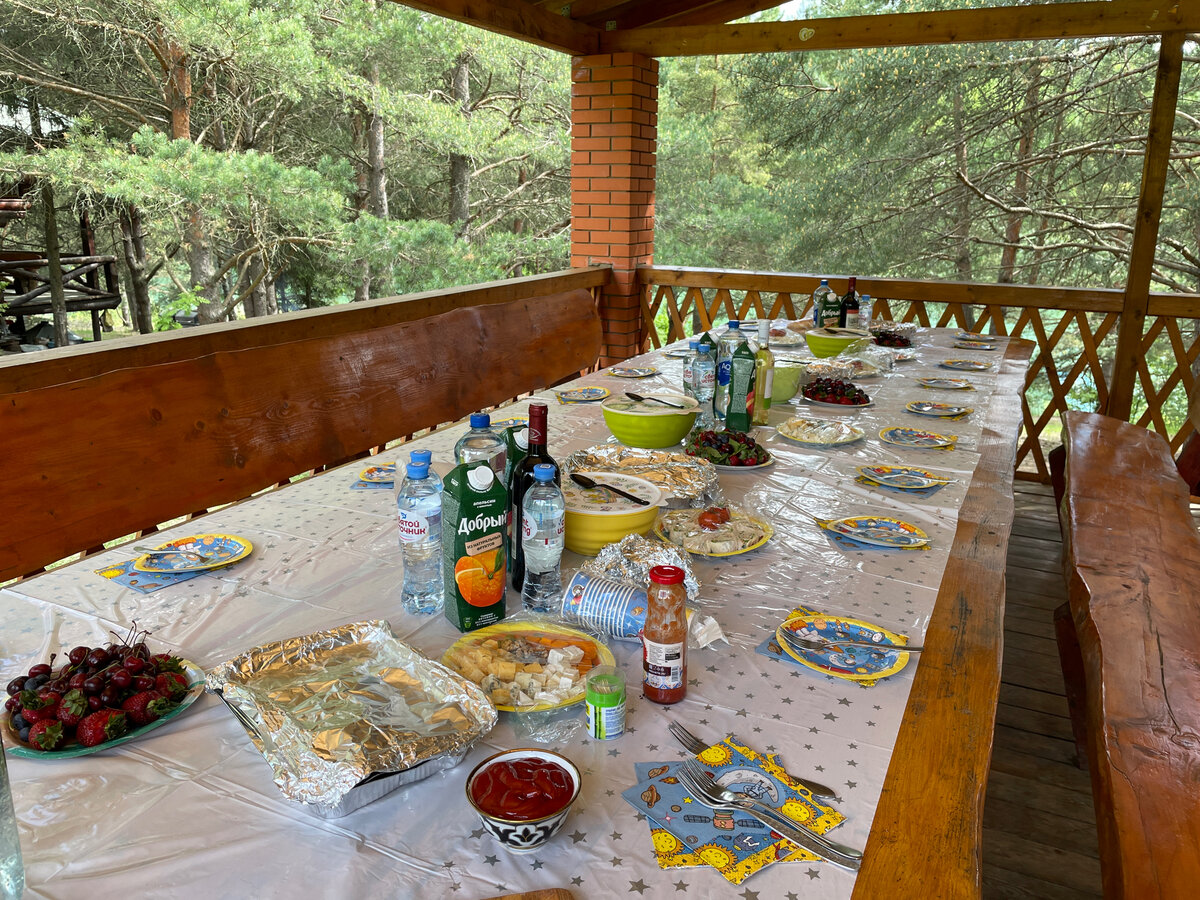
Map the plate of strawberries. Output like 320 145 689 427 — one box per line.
3 625 203 758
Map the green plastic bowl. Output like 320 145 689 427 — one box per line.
805 329 870 358
771 364 806 402
601 393 698 448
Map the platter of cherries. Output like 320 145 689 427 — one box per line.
802 378 872 407
873 331 912 348
3 624 202 758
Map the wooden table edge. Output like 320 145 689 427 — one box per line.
852 337 1034 898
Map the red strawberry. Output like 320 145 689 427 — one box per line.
19 689 61 722
56 689 88 728
27 719 65 751
76 709 127 747
122 691 176 727
154 672 188 700
150 654 185 674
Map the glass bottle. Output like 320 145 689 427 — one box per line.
725 340 756 431
507 403 558 590
691 344 716 431
839 277 860 329
520 464 565 612
752 320 775 425
397 462 443 614
454 413 507 480
713 321 743 423
643 565 687 705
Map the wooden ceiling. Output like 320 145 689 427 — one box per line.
393 1 1197 57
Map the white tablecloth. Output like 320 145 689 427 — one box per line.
3 328 1013 899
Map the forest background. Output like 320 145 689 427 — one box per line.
0 0 1197 429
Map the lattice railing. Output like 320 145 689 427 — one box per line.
639 266 1200 480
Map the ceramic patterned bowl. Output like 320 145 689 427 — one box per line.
600 393 698 448
466 748 582 853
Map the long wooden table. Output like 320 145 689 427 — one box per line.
3 329 1031 899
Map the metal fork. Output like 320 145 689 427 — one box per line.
668 721 839 801
676 759 862 872
133 545 211 562
778 627 923 655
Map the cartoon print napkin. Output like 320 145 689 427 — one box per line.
624 737 845 884
95 561 204 594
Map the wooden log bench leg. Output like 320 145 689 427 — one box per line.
1053 600 1089 770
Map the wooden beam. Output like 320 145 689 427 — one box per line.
388 0 601 55
656 0 789 29
602 1 1196 56
577 0 781 31
1106 32 1185 421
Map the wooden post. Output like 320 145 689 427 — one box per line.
1105 33 1184 421
569 52 658 365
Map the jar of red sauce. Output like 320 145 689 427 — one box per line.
643 565 687 704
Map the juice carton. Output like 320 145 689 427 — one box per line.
442 461 509 632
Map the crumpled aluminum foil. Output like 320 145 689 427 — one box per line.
580 534 701 603
206 620 497 811
564 446 725 508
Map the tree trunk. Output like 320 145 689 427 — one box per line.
118 203 155 333
952 91 973 282
41 183 69 347
351 111 371 303
449 53 471 237
264 278 278 316
366 63 388 219
998 65 1041 284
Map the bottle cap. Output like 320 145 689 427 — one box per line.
820 278 829 285
466 464 494 491
728 320 739 329
405 462 429 479
648 565 685 585
696 344 710 354
469 413 490 428
689 341 699 350
515 427 529 451
533 463 555 482
410 449 432 465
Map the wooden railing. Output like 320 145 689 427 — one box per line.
639 265 1200 480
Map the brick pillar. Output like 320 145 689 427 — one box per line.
569 52 658 366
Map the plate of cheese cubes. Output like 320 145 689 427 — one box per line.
441 623 616 712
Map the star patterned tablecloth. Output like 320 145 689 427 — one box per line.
1 327 1020 900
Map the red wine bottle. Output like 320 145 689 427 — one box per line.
839 277 860 329
508 402 559 590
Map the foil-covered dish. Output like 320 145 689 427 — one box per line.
564 445 724 508
579 534 701 602
207 620 497 817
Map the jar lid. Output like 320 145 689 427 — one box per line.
648 565 685 585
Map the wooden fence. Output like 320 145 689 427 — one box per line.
639 265 1200 480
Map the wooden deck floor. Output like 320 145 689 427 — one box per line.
982 481 1102 899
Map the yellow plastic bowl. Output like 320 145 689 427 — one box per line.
600 393 698 449
771 364 805 402
805 329 870 358
563 472 663 556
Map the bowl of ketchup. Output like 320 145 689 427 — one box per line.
465 748 582 852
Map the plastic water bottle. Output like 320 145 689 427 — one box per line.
454 413 506 480
682 341 700 399
408 449 442 491
691 343 716 431
397 462 443 614
812 279 834 326
713 321 743 423
859 294 873 333
521 463 564 613
0 736 23 900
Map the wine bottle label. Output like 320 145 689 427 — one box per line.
643 639 684 690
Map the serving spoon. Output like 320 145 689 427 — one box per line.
625 391 687 409
569 472 651 506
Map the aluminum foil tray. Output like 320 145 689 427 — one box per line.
207 620 497 817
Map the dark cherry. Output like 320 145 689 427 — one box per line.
82 676 104 696
87 695 104 711
68 646 90 666
68 672 87 690
99 686 122 707
132 643 149 659
4 697 18 713
27 663 52 679
6 677 26 697
123 657 145 675
111 670 133 690
86 649 110 668
134 675 156 692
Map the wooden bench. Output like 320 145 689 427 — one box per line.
0 273 605 583
1054 410 1200 898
